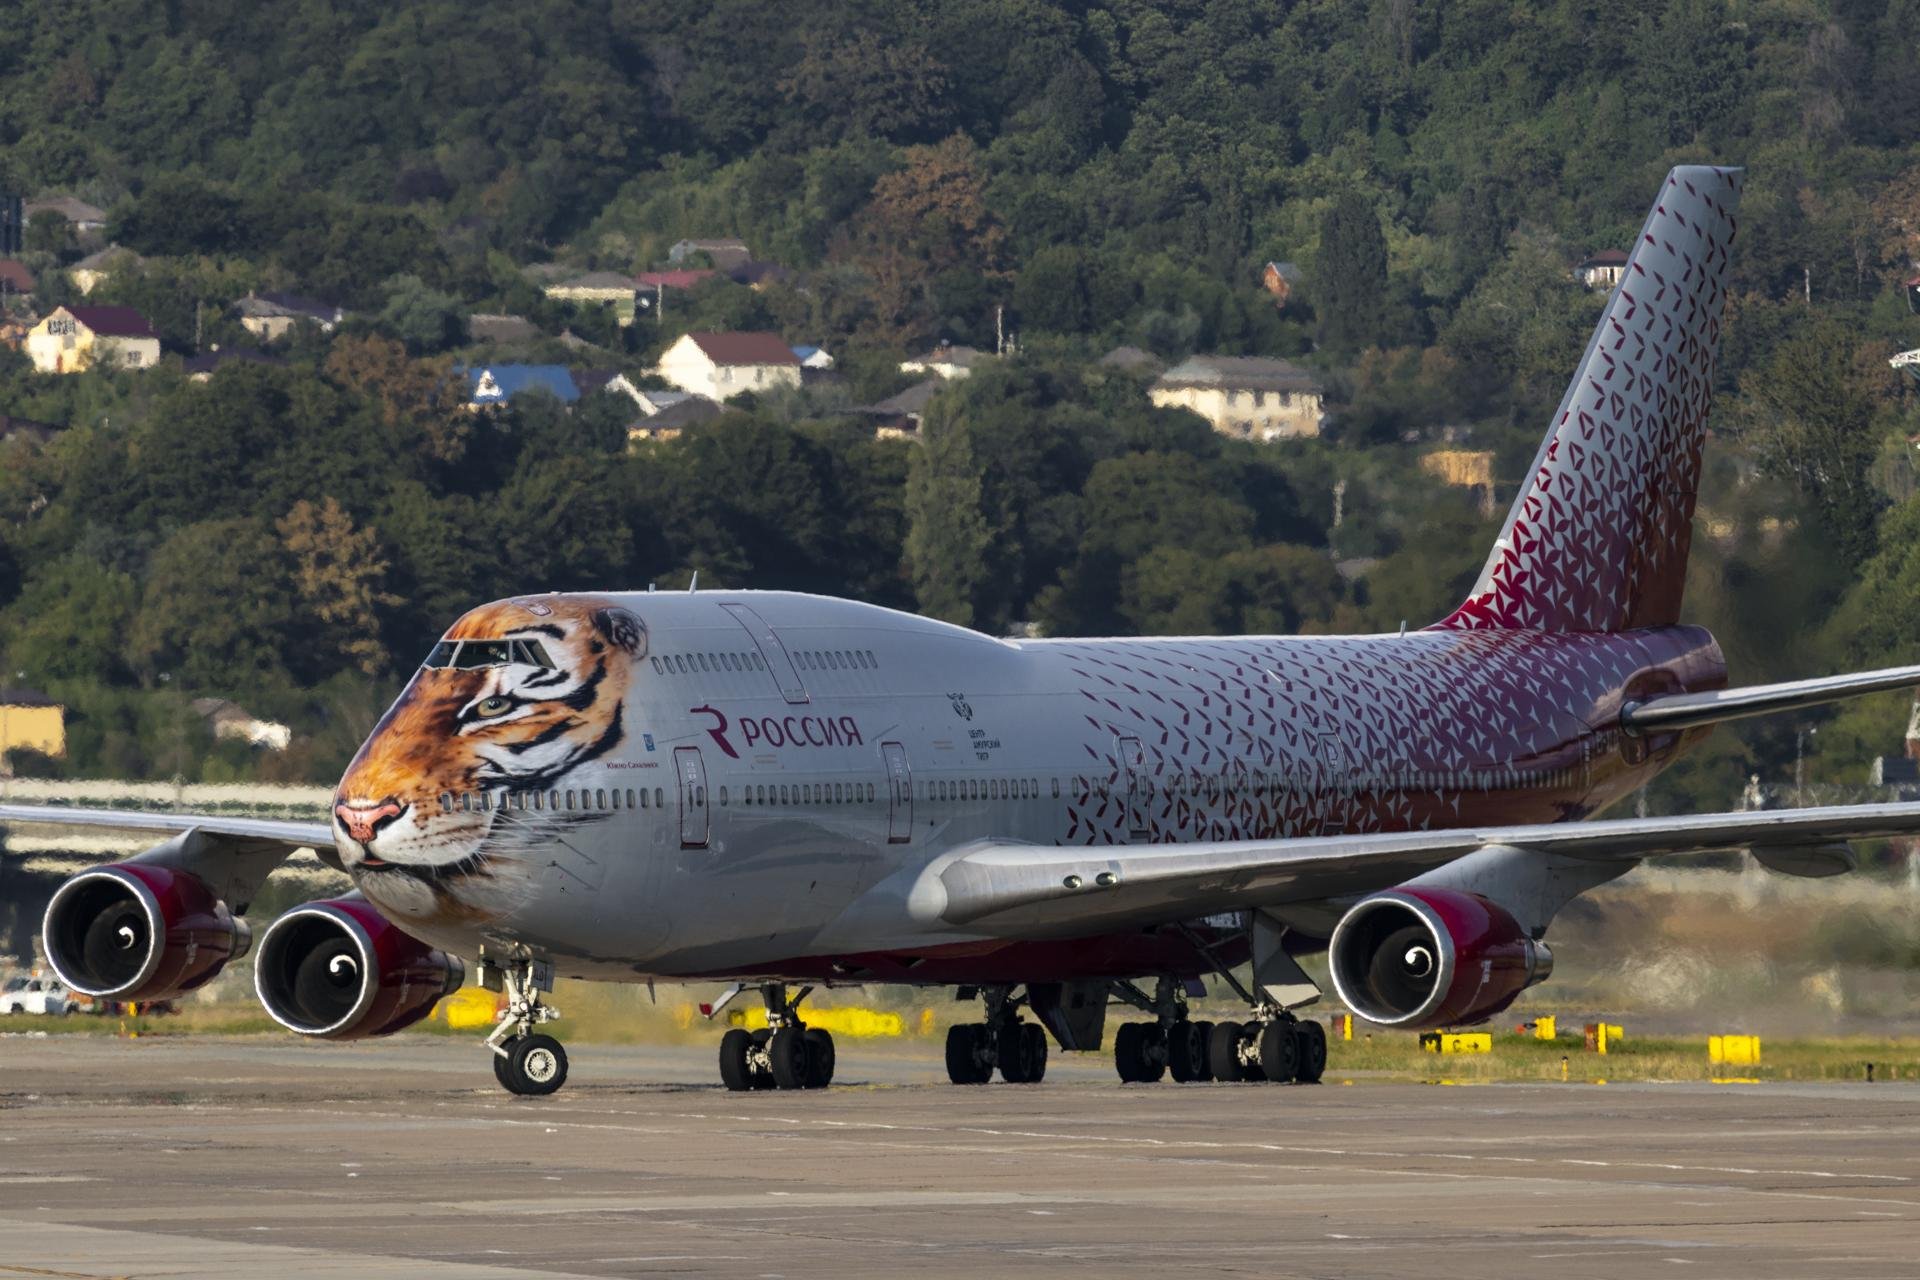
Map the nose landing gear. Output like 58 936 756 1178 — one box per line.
483 956 568 1097
714 984 836 1091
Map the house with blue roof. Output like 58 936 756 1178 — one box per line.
460 364 580 408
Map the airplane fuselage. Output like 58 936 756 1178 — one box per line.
332 592 1725 986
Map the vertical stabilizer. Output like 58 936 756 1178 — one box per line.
1439 165 1742 633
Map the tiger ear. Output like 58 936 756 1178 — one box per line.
592 607 646 657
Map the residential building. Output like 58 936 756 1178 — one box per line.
69 244 142 295
668 238 751 270
627 395 721 443
631 387 695 416
1577 249 1629 290
900 342 988 380
190 698 292 752
1262 261 1304 307
25 305 160 374
1148 354 1325 440
655 331 801 401
468 313 540 345
859 378 943 439
183 347 285 382
234 291 348 341
0 260 36 298
544 271 638 306
1419 448 1497 517
0 689 65 762
24 196 106 233
791 344 834 370
461 364 580 408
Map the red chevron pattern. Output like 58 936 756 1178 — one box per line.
1440 166 1742 633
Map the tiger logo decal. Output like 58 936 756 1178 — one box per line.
332 595 645 923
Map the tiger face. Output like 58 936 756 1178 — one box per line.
332 595 645 922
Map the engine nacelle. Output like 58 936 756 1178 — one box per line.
42 863 252 1001
1328 887 1553 1030
254 897 465 1039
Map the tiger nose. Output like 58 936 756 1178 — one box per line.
335 798 405 845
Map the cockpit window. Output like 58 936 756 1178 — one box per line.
425 641 459 668
454 640 512 668
512 639 556 668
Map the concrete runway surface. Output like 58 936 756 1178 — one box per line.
0 1036 1915 1278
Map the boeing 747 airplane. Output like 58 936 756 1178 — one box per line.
10 165 1920 1096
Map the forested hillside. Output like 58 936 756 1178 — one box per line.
3 1 1920 820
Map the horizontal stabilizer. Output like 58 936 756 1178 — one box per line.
1622 663 1920 735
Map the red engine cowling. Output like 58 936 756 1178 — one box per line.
42 863 252 1001
1328 887 1553 1029
253 897 465 1039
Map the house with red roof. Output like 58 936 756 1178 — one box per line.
25 305 160 374
655 331 801 401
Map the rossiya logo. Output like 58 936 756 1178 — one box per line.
692 706 863 758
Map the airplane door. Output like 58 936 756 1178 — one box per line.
1312 732 1348 836
882 741 912 844
674 746 709 848
1117 735 1148 840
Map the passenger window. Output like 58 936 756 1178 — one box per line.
638 789 648 809
698 653 711 672
651 657 662 673
655 788 664 808
565 789 576 810
439 793 452 813
719 786 728 806
833 783 843 802
864 650 876 666
612 790 621 809
461 792 474 812
752 653 766 670
779 786 789 804
596 788 607 808
1051 779 1060 798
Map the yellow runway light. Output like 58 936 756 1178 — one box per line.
1710 1034 1762 1066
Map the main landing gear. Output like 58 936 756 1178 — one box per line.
716 983 836 1091
944 985 1049 1084
1108 968 1328 1085
485 957 569 1097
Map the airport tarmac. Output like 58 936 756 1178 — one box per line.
0 1035 1915 1278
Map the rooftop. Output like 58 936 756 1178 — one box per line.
1153 354 1324 394
684 331 801 366
62 305 155 339
864 378 944 417
25 195 105 225
635 269 715 291
550 271 638 292
183 348 285 377
461 364 581 404
904 342 986 368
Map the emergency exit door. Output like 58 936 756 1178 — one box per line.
674 746 709 847
882 741 913 844
1117 735 1148 839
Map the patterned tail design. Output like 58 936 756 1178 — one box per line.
1439 165 1742 634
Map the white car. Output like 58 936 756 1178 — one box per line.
2 976 74 1016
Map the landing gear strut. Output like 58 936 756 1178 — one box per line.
716 984 836 1092
484 956 569 1097
944 985 1049 1084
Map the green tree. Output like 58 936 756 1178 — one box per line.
1312 191 1390 357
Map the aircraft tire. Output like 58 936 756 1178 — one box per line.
491 1037 521 1089
501 1034 568 1097
1191 1022 1216 1081
1207 1021 1244 1082
945 1023 992 1084
768 1026 810 1090
719 1028 755 1092
804 1028 836 1088
1165 1020 1207 1083
1258 1021 1300 1084
1294 1021 1327 1083
1022 1023 1049 1084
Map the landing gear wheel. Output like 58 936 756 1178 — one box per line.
719 1027 755 1092
1114 1022 1166 1083
1165 1020 1207 1083
1258 1020 1300 1083
768 1026 810 1090
1191 1021 1216 1082
945 1023 992 1084
500 1033 568 1096
1294 1020 1327 1083
748 1029 778 1089
492 1035 522 1089
804 1029 836 1088
1208 1020 1246 1082
1022 1023 1048 1084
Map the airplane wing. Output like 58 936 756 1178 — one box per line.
1623 663 1920 734
0 804 339 909
918 801 1920 938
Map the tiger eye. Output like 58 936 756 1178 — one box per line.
476 696 512 717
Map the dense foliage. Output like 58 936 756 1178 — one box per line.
2 1 1920 817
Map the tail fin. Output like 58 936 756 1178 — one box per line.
1440 165 1742 633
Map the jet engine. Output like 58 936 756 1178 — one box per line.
1327 887 1552 1029
254 897 466 1039
42 863 252 1001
